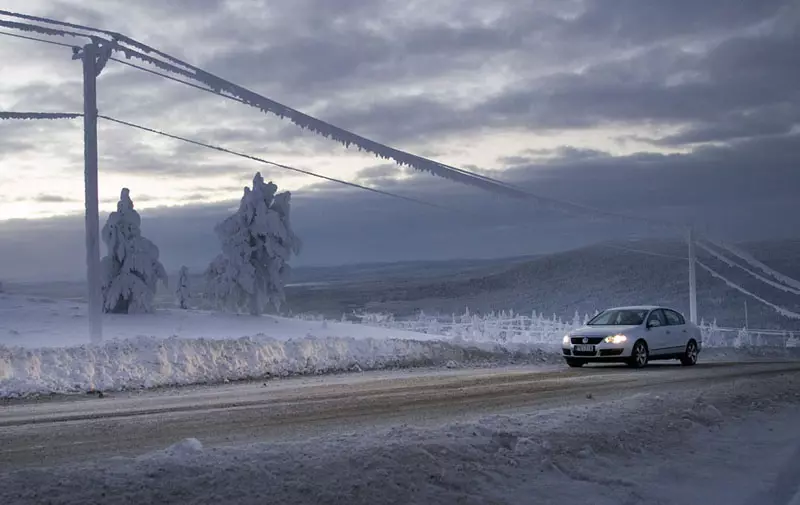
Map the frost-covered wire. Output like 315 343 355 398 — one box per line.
98 115 455 212
0 29 79 48
696 260 800 320
109 57 251 107
0 11 682 230
0 9 197 73
696 241 800 296
109 44 679 227
0 111 82 120
705 238 800 291
0 17 93 42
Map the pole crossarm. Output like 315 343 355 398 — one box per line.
0 111 82 120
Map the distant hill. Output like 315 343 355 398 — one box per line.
285 239 800 330
6 239 799 330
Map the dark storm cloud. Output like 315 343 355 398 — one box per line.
2 133 799 281
4 0 794 166
317 26 800 145
563 0 787 45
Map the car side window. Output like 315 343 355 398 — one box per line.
664 310 683 326
647 309 666 327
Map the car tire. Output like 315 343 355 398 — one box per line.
565 358 585 368
627 340 649 368
680 340 699 366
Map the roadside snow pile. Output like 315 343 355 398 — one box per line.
0 335 559 398
0 294 561 397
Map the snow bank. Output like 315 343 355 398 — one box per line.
0 294 561 397
0 335 558 398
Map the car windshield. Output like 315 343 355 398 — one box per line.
587 309 648 326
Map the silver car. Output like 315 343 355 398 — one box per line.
561 306 702 368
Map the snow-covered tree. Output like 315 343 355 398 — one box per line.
176 266 190 309
100 188 168 313
205 172 301 315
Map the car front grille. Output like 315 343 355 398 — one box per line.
571 337 603 345
599 349 624 357
572 350 597 357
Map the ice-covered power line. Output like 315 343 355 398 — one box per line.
0 9 704 333
0 111 82 120
0 10 681 230
705 238 800 291
0 17 92 42
98 115 456 212
109 57 252 107
696 260 800 320
696 240 800 296
0 29 79 48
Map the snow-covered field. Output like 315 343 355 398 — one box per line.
0 294 558 397
3 293 800 398
2 361 799 504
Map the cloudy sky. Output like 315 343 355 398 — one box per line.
0 0 798 281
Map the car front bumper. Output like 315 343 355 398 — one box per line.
561 342 633 360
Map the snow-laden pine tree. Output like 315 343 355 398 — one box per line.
100 188 168 313
176 266 190 309
205 172 301 315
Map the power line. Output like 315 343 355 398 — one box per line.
0 111 82 120
98 115 455 213
0 111 704 270
696 260 800 319
0 17 92 41
109 48 678 228
109 57 251 107
696 240 800 296
0 12 682 230
0 29 78 48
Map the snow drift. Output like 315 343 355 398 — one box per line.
0 335 556 398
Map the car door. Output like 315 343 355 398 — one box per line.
644 309 670 355
663 309 689 353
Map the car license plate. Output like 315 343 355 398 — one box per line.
575 344 595 352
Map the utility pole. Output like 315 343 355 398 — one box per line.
687 227 698 324
77 42 109 344
744 300 749 330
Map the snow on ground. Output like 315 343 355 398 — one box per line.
2 363 799 504
0 294 557 397
3 293 799 398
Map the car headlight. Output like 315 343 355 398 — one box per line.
562 335 570 345
604 334 628 344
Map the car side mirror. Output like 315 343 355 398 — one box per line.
647 320 661 328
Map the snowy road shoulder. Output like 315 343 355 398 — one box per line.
2 367 800 504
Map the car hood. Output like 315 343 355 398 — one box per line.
569 325 640 337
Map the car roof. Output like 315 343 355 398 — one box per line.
605 305 662 311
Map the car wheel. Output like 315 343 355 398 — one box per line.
627 340 649 368
680 340 699 366
565 358 585 368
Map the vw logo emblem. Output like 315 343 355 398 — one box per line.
582 337 589 344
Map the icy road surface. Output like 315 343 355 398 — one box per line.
2 361 799 470
2 361 800 504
